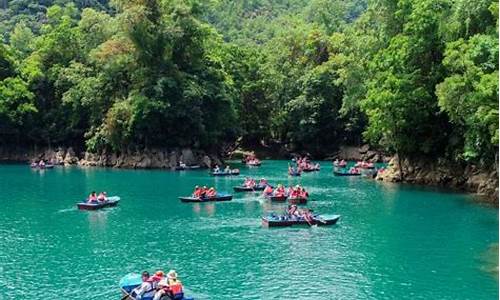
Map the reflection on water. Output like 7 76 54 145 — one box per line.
479 243 499 278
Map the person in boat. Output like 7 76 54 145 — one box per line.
275 184 286 197
300 187 308 199
287 204 299 217
259 178 268 187
131 270 164 299
38 160 45 167
193 186 202 197
213 165 220 173
87 191 98 203
263 185 273 195
224 165 231 173
200 186 208 198
179 161 186 168
154 270 184 300
97 192 107 202
206 187 217 197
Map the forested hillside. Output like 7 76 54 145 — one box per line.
0 0 497 166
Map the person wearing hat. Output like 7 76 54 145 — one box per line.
153 270 184 300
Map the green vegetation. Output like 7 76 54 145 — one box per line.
0 0 497 165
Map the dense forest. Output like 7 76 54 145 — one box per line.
0 0 497 166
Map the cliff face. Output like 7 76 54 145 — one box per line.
0 147 222 169
377 156 499 203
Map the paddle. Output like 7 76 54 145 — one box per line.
120 290 134 300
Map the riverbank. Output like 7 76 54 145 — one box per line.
377 156 499 204
0 147 222 169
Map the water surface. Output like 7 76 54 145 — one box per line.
0 161 497 299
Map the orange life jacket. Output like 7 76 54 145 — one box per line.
169 282 183 295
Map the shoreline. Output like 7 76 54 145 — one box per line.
2 146 497 205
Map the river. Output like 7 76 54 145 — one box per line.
0 161 497 299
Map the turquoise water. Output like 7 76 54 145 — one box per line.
0 161 497 299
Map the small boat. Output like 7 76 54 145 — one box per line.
288 197 307 205
119 273 194 300
302 167 319 172
355 162 375 169
262 214 340 228
333 171 361 176
246 160 261 167
31 163 54 169
174 165 201 171
179 193 233 203
77 196 120 210
233 185 268 192
264 193 288 202
211 170 240 176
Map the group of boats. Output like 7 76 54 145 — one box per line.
332 159 381 176
57 154 387 299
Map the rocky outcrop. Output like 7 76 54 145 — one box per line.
330 145 390 163
0 146 220 169
377 156 498 203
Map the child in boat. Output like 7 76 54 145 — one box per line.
87 191 97 203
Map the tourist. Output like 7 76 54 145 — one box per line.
39 160 45 167
224 165 231 173
97 192 107 202
213 165 220 173
264 185 273 195
131 270 164 299
201 186 208 198
193 186 202 197
206 187 216 197
87 191 97 203
153 270 184 300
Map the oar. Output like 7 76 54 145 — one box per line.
120 290 135 300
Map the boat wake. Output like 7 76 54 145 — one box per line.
56 207 77 213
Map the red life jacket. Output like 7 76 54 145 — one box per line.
170 282 183 295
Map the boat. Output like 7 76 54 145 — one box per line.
302 167 319 172
211 170 240 176
262 214 340 227
288 197 307 205
354 162 375 169
31 163 54 169
179 193 233 203
233 184 268 192
246 161 261 167
333 162 347 168
333 171 361 176
174 165 201 171
264 193 288 202
77 196 120 210
119 273 194 300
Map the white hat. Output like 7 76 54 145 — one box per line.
167 270 178 280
